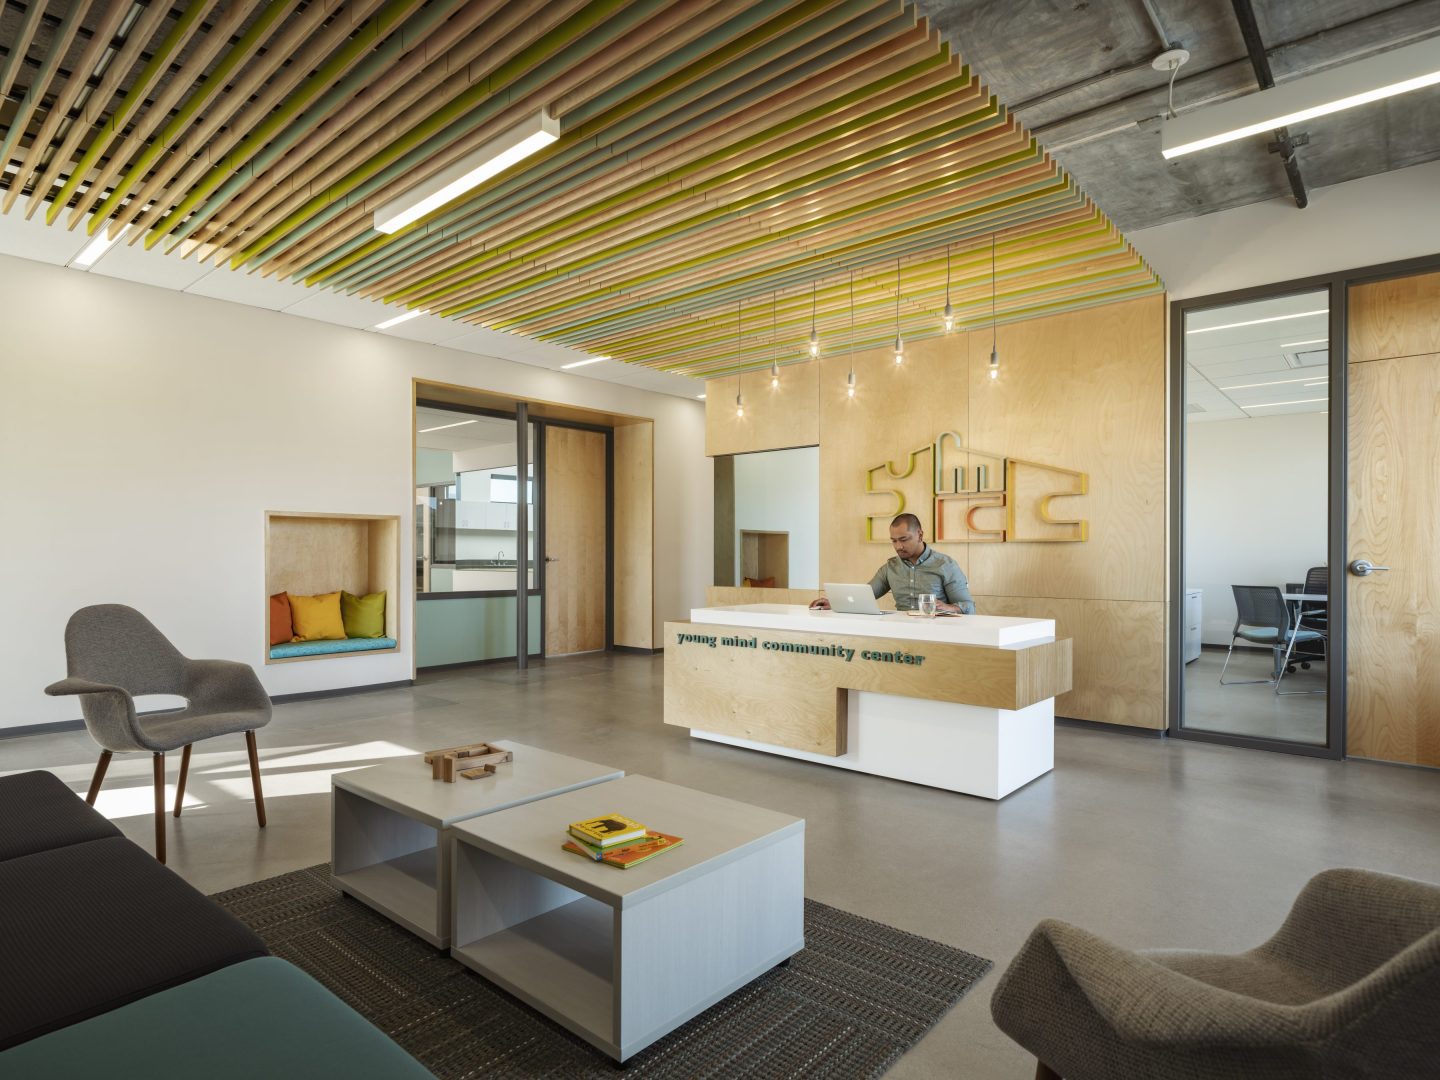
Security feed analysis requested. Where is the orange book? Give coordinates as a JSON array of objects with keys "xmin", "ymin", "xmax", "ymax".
[{"xmin": 562, "ymin": 831, "xmax": 683, "ymax": 869}]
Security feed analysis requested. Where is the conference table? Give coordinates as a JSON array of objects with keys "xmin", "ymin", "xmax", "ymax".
[{"xmin": 663, "ymin": 604, "xmax": 1072, "ymax": 800}]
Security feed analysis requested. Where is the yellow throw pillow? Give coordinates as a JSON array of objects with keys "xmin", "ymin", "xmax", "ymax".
[{"xmin": 288, "ymin": 591, "xmax": 347, "ymax": 641}]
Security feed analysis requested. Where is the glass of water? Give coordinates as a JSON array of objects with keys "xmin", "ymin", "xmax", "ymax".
[{"xmin": 917, "ymin": 593, "xmax": 937, "ymax": 618}]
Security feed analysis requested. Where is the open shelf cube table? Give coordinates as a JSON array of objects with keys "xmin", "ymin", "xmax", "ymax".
[
  {"xmin": 331, "ymin": 741, "xmax": 622, "ymax": 947},
  {"xmin": 449, "ymin": 775, "xmax": 804, "ymax": 1063}
]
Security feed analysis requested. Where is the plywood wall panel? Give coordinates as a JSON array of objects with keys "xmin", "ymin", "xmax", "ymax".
[
  {"xmin": 978, "ymin": 595, "xmax": 1167, "ymax": 729},
  {"xmin": 965, "ymin": 295, "xmax": 1167, "ymax": 603},
  {"xmin": 817, "ymin": 331, "xmax": 970, "ymax": 586},
  {"xmin": 705, "ymin": 360, "xmax": 819, "ymax": 456},
  {"xmin": 613, "ymin": 422, "xmax": 655, "ymax": 649},
  {"xmin": 1348, "ymin": 271, "xmax": 1440, "ymax": 362},
  {"xmin": 545, "ymin": 426, "xmax": 608, "ymax": 655}
]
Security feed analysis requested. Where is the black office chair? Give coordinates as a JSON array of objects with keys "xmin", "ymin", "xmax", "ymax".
[{"xmin": 1221, "ymin": 586, "xmax": 1326, "ymax": 695}]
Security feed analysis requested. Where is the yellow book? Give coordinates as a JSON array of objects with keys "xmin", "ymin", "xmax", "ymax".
[{"xmin": 568, "ymin": 813, "xmax": 647, "ymax": 847}]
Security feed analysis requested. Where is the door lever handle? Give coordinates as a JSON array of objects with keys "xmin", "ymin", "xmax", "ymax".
[{"xmin": 1349, "ymin": 559, "xmax": 1391, "ymax": 577}]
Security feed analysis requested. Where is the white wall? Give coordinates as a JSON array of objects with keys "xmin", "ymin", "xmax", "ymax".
[
  {"xmin": 1185, "ymin": 412, "xmax": 1328, "ymax": 644},
  {"xmin": 732, "ymin": 447, "xmax": 820, "ymax": 588},
  {"xmin": 0, "ymin": 254, "xmax": 710, "ymax": 730},
  {"xmin": 1130, "ymin": 160, "xmax": 1440, "ymax": 300}
]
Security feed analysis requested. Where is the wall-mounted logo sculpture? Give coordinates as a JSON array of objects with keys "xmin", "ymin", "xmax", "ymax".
[{"xmin": 865, "ymin": 431, "xmax": 1088, "ymax": 543}]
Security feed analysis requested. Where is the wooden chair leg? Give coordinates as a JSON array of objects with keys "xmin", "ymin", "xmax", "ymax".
[
  {"xmin": 245, "ymin": 730, "xmax": 266, "ymax": 828},
  {"xmin": 152, "ymin": 752, "xmax": 166, "ymax": 864},
  {"xmin": 86, "ymin": 750, "xmax": 112, "ymax": 805},
  {"xmin": 174, "ymin": 744, "xmax": 192, "ymax": 818},
  {"xmin": 1036, "ymin": 1062, "xmax": 1062, "ymax": 1080}
]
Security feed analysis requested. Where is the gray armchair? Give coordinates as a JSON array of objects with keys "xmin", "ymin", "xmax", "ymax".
[
  {"xmin": 991, "ymin": 868, "xmax": 1440, "ymax": 1079},
  {"xmin": 45, "ymin": 605, "xmax": 271, "ymax": 863}
]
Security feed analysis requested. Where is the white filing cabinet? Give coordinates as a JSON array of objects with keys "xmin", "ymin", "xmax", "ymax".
[{"xmin": 1183, "ymin": 589, "xmax": 1203, "ymax": 663}]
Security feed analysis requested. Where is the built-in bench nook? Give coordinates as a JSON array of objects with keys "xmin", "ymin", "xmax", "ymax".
[{"xmin": 265, "ymin": 512, "xmax": 400, "ymax": 663}]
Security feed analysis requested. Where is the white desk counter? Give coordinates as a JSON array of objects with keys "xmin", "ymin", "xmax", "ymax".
[{"xmin": 664, "ymin": 605, "xmax": 1071, "ymax": 800}]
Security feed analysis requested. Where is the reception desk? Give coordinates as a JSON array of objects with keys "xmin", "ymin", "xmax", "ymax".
[{"xmin": 664, "ymin": 605, "xmax": 1072, "ymax": 799}]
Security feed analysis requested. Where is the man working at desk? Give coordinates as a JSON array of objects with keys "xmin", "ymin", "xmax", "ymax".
[{"xmin": 811, "ymin": 513, "xmax": 976, "ymax": 613}]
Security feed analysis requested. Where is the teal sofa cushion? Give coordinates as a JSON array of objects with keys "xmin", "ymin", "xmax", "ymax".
[
  {"xmin": 270, "ymin": 636, "xmax": 397, "ymax": 660},
  {"xmin": 0, "ymin": 957, "xmax": 433, "ymax": 1078}
]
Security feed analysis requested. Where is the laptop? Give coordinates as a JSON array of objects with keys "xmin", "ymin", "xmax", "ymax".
[{"xmin": 824, "ymin": 583, "xmax": 884, "ymax": 615}]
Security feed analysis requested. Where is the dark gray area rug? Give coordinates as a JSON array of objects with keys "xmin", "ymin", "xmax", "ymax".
[{"xmin": 212, "ymin": 864, "xmax": 990, "ymax": 1078}]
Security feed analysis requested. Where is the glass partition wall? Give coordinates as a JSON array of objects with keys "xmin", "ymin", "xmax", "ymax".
[
  {"xmin": 1175, "ymin": 288, "xmax": 1334, "ymax": 749},
  {"xmin": 415, "ymin": 403, "xmax": 539, "ymax": 668}
]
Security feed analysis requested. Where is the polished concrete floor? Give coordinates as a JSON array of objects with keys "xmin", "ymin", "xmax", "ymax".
[
  {"xmin": 4, "ymin": 653, "xmax": 1439, "ymax": 1079},
  {"xmin": 1180, "ymin": 648, "xmax": 1328, "ymax": 745}
]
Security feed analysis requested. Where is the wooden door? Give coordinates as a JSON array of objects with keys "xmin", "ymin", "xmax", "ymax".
[
  {"xmin": 1346, "ymin": 271, "xmax": 1440, "ymax": 765},
  {"xmin": 544, "ymin": 426, "xmax": 607, "ymax": 655}
]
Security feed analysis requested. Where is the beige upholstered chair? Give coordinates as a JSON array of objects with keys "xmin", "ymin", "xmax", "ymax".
[{"xmin": 991, "ymin": 868, "xmax": 1440, "ymax": 1079}]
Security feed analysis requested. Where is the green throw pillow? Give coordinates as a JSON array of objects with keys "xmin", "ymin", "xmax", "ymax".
[{"xmin": 341, "ymin": 590, "xmax": 386, "ymax": 639}]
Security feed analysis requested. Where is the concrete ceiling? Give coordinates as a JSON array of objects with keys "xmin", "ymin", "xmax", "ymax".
[{"xmin": 918, "ymin": 0, "xmax": 1440, "ymax": 229}]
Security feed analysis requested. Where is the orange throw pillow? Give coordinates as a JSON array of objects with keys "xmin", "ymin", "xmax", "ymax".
[
  {"xmin": 742, "ymin": 576, "xmax": 776, "ymax": 588},
  {"xmin": 269, "ymin": 592, "xmax": 293, "ymax": 646}
]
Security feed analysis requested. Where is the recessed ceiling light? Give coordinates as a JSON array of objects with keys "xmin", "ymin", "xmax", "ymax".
[
  {"xmin": 1280, "ymin": 338, "xmax": 1328, "ymax": 349},
  {"xmin": 418, "ymin": 420, "xmax": 478, "ymax": 433},
  {"xmin": 1187, "ymin": 310, "xmax": 1327, "ymax": 334},
  {"xmin": 561, "ymin": 356, "xmax": 607, "ymax": 369},
  {"xmin": 1219, "ymin": 375, "xmax": 1322, "ymax": 390},
  {"xmin": 375, "ymin": 310, "xmax": 424, "ymax": 329},
  {"xmin": 1161, "ymin": 38, "xmax": 1440, "ymax": 158},
  {"xmin": 72, "ymin": 224, "xmax": 127, "ymax": 268},
  {"xmin": 374, "ymin": 109, "xmax": 559, "ymax": 234},
  {"xmin": 1244, "ymin": 397, "xmax": 1328, "ymax": 409}
]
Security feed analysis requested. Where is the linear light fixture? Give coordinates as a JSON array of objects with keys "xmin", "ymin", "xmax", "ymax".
[
  {"xmin": 1187, "ymin": 309, "xmax": 1327, "ymax": 334},
  {"xmin": 374, "ymin": 309, "xmax": 424, "ymax": 329},
  {"xmin": 72, "ymin": 223, "xmax": 127, "ymax": 268},
  {"xmin": 1244, "ymin": 397, "xmax": 1328, "ymax": 408},
  {"xmin": 418, "ymin": 419, "xmax": 477, "ymax": 433},
  {"xmin": 373, "ymin": 109, "xmax": 559, "ymax": 234},
  {"xmin": 1280, "ymin": 338, "xmax": 1329, "ymax": 349},
  {"xmin": 1219, "ymin": 375, "xmax": 1324, "ymax": 390},
  {"xmin": 1162, "ymin": 37, "xmax": 1440, "ymax": 158},
  {"xmin": 560, "ymin": 355, "xmax": 607, "ymax": 369}
]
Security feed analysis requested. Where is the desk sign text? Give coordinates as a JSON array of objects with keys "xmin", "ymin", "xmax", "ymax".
[{"xmin": 674, "ymin": 632, "xmax": 926, "ymax": 666}]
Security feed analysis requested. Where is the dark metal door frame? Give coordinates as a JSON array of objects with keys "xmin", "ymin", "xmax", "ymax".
[{"xmin": 1167, "ymin": 252, "xmax": 1440, "ymax": 758}]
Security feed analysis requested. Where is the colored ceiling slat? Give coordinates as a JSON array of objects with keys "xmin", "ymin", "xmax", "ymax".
[{"xmin": 0, "ymin": 0, "xmax": 1160, "ymax": 378}]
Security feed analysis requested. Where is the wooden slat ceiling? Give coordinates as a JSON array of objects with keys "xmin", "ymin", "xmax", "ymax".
[{"xmin": 0, "ymin": 0, "xmax": 1161, "ymax": 377}]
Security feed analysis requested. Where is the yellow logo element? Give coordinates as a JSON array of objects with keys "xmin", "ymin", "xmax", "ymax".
[{"xmin": 865, "ymin": 430, "xmax": 1088, "ymax": 543}]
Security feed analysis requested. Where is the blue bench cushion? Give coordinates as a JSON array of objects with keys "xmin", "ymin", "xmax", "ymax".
[
  {"xmin": 0, "ymin": 957, "xmax": 433, "ymax": 1078},
  {"xmin": 269, "ymin": 637, "xmax": 397, "ymax": 660}
]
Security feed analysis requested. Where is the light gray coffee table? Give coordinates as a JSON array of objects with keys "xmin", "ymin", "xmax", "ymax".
[
  {"xmin": 331, "ymin": 741, "xmax": 622, "ymax": 947},
  {"xmin": 448, "ymin": 774, "xmax": 804, "ymax": 1063}
]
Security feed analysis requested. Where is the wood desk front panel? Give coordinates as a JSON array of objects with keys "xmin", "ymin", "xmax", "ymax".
[{"xmin": 663, "ymin": 621, "xmax": 1072, "ymax": 756}]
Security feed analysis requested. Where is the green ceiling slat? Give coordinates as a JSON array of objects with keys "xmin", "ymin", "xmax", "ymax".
[
  {"xmin": 145, "ymin": 0, "xmax": 431, "ymax": 250},
  {"xmin": 160, "ymin": 0, "xmax": 465, "ymax": 251},
  {"xmin": 227, "ymin": 0, "xmax": 649, "ymax": 269},
  {"xmin": 386, "ymin": 55, "xmax": 964, "ymax": 305},
  {"xmin": 564, "ymin": 217, "xmax": 1115, "ymax": 355},
  {"xmin": 303, "ymin": 0, "xmax": 906, "ymax": 290},
  {"xmin": 49, "ymin": 3, "xmax": 215, "ymax": 227},
  {"xmin": 464, "ymin": 104, "xmax": 1023, "ymax": 326},
  {"xmin": 454, "ymin": 134, "xmax": 1044, "ymax": 325}
]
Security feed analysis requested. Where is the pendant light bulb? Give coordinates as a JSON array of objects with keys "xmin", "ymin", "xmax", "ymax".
[
  {"xmin": 989, "ymin": 348, "xmax": 999, "ymax": 380},
  {"xmin": 988, "ymin": 233, "xmax": 1000, "ymax": 380},
  {"xmin": 846, "ymin": 270, "xmax": 857, "ymax": 399},
  {"xmin": 893, "ymin": 258, "xmax": 904, "ymax": 364},
  {"xmin": 807, "ymin": 282, "xmax": 820, "ymax": 357},
  {"xmin": 942, "ymin": 243, "xmax": 954, "ymax": 332},
  {"xmin": 770, "ymin": 358, "xmax": 779, "ymax": 388},
  {"xmin": 736, "ymin": 390, "xmax": 744, "ymax": 418}
]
